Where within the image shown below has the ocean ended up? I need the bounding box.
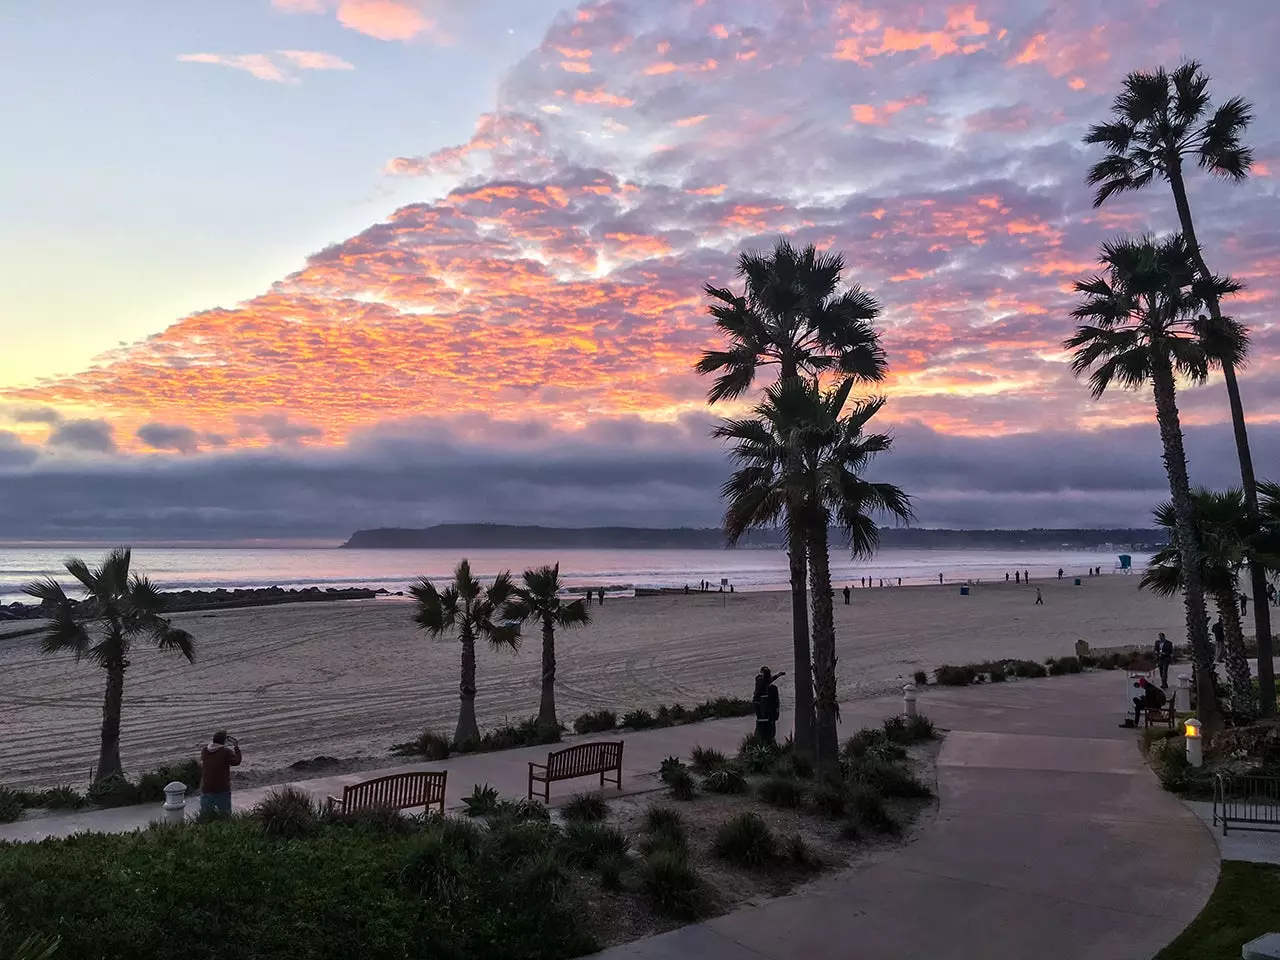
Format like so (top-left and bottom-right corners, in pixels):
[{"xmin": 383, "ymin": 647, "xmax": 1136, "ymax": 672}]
[{"xmin": 0, "ymin": 544, "xmax": 1147, "ymax": 605}]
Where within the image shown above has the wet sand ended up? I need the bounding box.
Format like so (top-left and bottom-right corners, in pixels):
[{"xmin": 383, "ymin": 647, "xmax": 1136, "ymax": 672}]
[{"xmin": 0, "ymin": 575, "xmax": 1179, "ymax": 787}]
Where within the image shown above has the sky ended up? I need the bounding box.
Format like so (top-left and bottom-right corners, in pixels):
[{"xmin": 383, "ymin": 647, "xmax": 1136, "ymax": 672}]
[{"xmin": 0, "ymin": 0, "xmax": 1277, "ymax": 539}]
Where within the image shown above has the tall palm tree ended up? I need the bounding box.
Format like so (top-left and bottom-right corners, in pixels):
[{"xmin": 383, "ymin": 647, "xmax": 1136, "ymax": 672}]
[
  {"xmin": 410, "ymin": 559, "xmax": 520, "ymax": 745},
  {"xmin": 1085, "ymin": 61, "xmax": 1274, "ymax": 714},
  {"xmin": 716, "ymin": 377, "xmax": 911, "ymax": 773},
  {"xmin": 1064, "ymin": 234, "xmax": 1233, "ymax": 730},
  {"xmin": 696, "ymin": 238, "xmax": 887, "ymax": 756},
  {"xmin": 22, "ymin": 547, "xmax": 194, "ymax": 784},
  {"xmin": 1142, "ymin": 491, "xmax": 1254, "ymax": 713},
  {"xmin": 507, "ymin": 563, "xmax": 591, "ymax": 734}
]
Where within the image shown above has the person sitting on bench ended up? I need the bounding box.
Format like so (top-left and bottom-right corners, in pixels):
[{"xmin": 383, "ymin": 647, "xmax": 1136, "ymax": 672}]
[{"xmin": 1124, "ymin": 677, "xmax": 1166, "ymax": 728}]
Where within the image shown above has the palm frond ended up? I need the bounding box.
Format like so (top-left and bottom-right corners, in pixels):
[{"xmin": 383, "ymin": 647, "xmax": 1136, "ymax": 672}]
[{"xmin": 153, "ymin": 624, "xmax": 196, "ymax": 662}]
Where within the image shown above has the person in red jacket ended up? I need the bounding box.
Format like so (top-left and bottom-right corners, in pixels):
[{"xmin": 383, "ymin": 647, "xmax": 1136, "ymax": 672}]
[{"xmin": 199, "ymin": 730, "xmax": 242, "ymax": 816}]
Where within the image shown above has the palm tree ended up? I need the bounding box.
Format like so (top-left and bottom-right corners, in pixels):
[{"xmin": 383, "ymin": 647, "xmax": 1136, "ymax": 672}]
[
  {"xmin": 716, "ymin": 377, "xmax": 911, "ymax": 772},
  {"xmin": 1064, "ymin": 234, "xmax": 1232, "ymax": 730},
  {"xmin": 22, "ymin": 547, "xmax": 194, "ymax": 784},
  {"xmin": 1142, "ymin": 491, "xmax": 1254, "ymax": 713},
  {"xmin": 1085, "ymin": 61, "xmax": 1274, "ymax": 714},
  {"xmin": 696, "ymin": 238, "xmax": 887, "ymax": 756},
  {"xmin": 410, "ymin": 559, "xmax": 520, "ymax": 745},
  {"xmin": 507, "ymin": 563, "xmax": 591, "ymax": 733}
]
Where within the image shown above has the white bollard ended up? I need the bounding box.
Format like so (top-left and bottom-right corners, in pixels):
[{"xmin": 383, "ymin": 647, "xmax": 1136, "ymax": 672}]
[
  {"xmin": 162, "ymin": 781, "xmax": 188, "ymax": 824},
  {"xmin": 903, "ymin": 682, "xmax": 918, "ymax": 718},
  {"xmin": 1184, "ymin": 719, "xmax": 1203, "ymax": 768}
]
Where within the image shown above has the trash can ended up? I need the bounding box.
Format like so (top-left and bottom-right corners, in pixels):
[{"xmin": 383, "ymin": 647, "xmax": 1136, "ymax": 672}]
[
  {"xmin": 1074, "ymin": 578, "xmax": 1082, "ymax": 586},
  {"xmin": 959, "ymin": 586, "xmax": 970, "ymax": 596}
]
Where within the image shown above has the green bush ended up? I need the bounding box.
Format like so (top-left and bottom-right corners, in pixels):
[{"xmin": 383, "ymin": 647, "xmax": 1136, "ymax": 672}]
[
  {"xmin": 484, "ymin": 819, "xmax": 560, "ymax": 865},
  {"xmin": 904, "ymin": 714, "xmax": 937, "ymax": 742},
  {"xmin": 912, "ymin": 670, "xmax": 929, "ymax": 685},
  {"xmin": 712, "ymin": 812, "xmax": 777, "ymax": 868},
  {"xmin": 654, "ymin": 704, "xmax": 690, "ymax": 727},
  {"xmin": 559, "ymin": 822, "xmax": 630, "ymax": 868},
  {"xmin": 596, "ymin": 853, "xmax": 626, "ymax": 891},
  {"xmin": 1009, "ymin": 659, "xmax": 1048, "ymax": 678},
  {"xmin": 572, "ymin": 710, "xmax": 617, "ymax": 734},
  {"xmin": 883, "ymin": 714, "xmax": 937, "ymax": 745},
  {"xmin": 620, "ymin": 709, "xmax": 656, "ymax": 730},
  {"xmin": 934, "ymin": 664, "xmax": 975, "ymax": 686},
  {"xmin": 848, "ymin": 785, "xmax": 899, "ymax": 834},
  {"xmin": 35, "ymin": 785, "xmax": 86, "ymax": 810},
  {"xmin": 462, "ymin": 784, "xmax": 501, "ymax": 818},
  {"xmin": 86, "ymin": 775, "xmax": 138, "ymax": 809},
  {"xmin": 773, "ymin": 750, "xmax": 815, "ymax": 780},
  {"xmin": 254, "ymin": 787, "xmax": 318, "ymax": 839},
  {"xmin": 399, "ymin": 818, "xmax": 483, "ymax": 898},
  {"xmin": 562, "ymin": 792, "xmax": 609, "ymax": 823},
  {"xmin": 703, "ymin": 767, "xmax": 747, "ymax": 795},
  {"xmin": 641, "ymin": 806, "xmax": 688, "ymax": 856},
  {"xmin": 664, "ymin": 767, "xmax": 696, "ymax": 801},
  {"xmin": 479, "ymin": 718, "xmax": 560, "ymax": 751},
  {"xmin": 758, "ymin": 776, "xmax": 806, "ymax": 809},
  {"xmin": 323, "ymin": 804, "xmax": 412, "ymax": 835},
  {"xmin": 638, "ymin": 849, "xmax": 707, "ymax": 920},
  {"xmin": 988, "ymin": 663, "xmax": 1007, "ymax": 682},
  {"xmin": 389, "ymin": 728, "xmax": 451, "ymax": 759},
  {"xmin": 689, "ymin": 745, "xmax": 728, "ymax": 774},
  {"xmin": 0, "ymin": 788, "xmax": 23, "ymax": 824},
  {"xmin": 810, "ymin": 776, "xmax": 850, "ymax": 818},
  {"xmin": 691, "ymin": 697, "xmax": 754, "ymax": 720},
  {"xmin": 845, "ymin": 757, "xmax": 931, "ymax": 798},
  {"xmin": 135, "ymin": 759, "xmax": 202, "ymax": 803},
  {"xmin": 491, "ymin": 798, "xmax": 551, "ymax": 824},
  {"xmin": 783, "ymin": 833, "xmax": 823, "ymax": 871},
  {"xmin": 1046, "ymin": 656, "xmax": 1082, "ymax": 676},
  {"xmin": 737, "ymin": 742, "xmax": 779, "ymax": 775},
  {"xmin": 843, "ymin": 728, "xmax": 906, "ymax": 762},
  {"xmin": 1152, "ymin": 740, "xmax": 1215, "ymax": 798}
]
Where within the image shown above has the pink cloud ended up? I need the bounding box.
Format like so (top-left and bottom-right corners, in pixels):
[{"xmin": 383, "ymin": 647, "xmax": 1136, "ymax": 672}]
[
  {"xmin": 271, "ymin": 0, "xmax": 436, "ymax": 42},
  {"xmin": 177, "ymin": 50, "xmax": 354, "ymax": 83}
]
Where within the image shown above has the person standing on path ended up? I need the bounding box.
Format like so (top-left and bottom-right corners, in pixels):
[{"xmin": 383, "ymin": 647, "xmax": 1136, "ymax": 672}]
[
  {"xmin": 1057, "ymin": 568, "xmax": 1064, "ymax": 580},
  {"xmin": 1024, "ymin": 569, "xmax": 1029, "ymax": 583},
  {"xmin": 1015, "ymin": 570, "xmax": 1021, "ymax": 584},
  {"xmin": 753, "ymin": 667, "xmax": 781, "ymax": 743},
  {"xmin": 1239, "ymin": 591, "xmax": 1248, "ymax": 616},
  {"xmin": 1035, "ymin": 588, "xmax": 1044, "ymax": 605},
  {"xmin": 1154, "ymin": 632, "xmax": 1174, "ymax": 688},
  {"xmin": 843, "ymin": 585, "xmax": 851, "ymax": 605},
  {"xmin": 1212, "ymin": 617, "xmax": 1225, "ymax": 662},
  {"xmin": 199, "ymin": 730, "xmax": 241, "ymax": 816},
  {"xmin": 598, "ymin": 587, "xmax": 605, "ymax": 605}
]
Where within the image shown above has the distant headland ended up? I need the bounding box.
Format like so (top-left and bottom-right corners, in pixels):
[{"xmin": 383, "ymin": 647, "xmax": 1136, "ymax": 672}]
[{"xmin": 342, "ymin": 524, "xmax": 1166, "ymax": 551}]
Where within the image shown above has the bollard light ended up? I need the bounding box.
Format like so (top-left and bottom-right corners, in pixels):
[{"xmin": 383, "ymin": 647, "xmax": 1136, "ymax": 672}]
[
  {"xmin": 903, "ymin": 682, "xmax": 918, "ymax": 718},
  {"xmin": 1184, "ymin": 718, "xmax": 1203, "ymax": 768},
  {"xmin": 162, "ymin": 781, "xmax": 188, "ymax": 825}
]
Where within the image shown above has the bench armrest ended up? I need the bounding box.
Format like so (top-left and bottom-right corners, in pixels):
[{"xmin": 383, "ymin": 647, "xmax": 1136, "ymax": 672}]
[{"xmin": 528, "ymin": 762, "xmax": 547, "ymax": 772}]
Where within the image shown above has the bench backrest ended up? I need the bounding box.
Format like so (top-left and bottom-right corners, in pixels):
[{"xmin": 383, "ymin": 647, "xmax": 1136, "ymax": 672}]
[
  {"xmin": 547, "ymin": 742, "xmax": 623, "ymax": 778},
  {"xmin": 342, "ymin": 771, "xmax": 446, "ymax": 810}
]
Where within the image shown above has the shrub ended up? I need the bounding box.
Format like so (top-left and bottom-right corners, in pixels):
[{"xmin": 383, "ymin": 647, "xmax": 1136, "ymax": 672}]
[
  {"xmin": 692, "ymin": 696, "xmax": 755, "ymax": 720},
  {"xmin": 848, "ymin": 785, "xmax": 899, "ymax": 834},
  {"xmin": 883, "ymin": 714, "xmax": 936, "ymax": 745},
  {"xmin": 846, "ymin": 757, "xmax": 931, "ymax": 798},
  {"xmin": 654, "ymin": 703, "xmax": 691, "ymax": 727},
  {"xmin": 400, "ymin": 819, "xmax": 484, "ymax": 898},
  {"xmin": 36, "ymin": 785, "xmax": 86, "ymax": 810},
  {"xmin": 254, "ymin": 787, "xmax": 317, "ymax": 839},
  {"xmin": 484, "ymin": 820, "xmax": 560, "ymax": 865},
  {"xmin": 988, "ymin": 663, "xmax": 1007, "ymax": 682},
  {"xmin": 1009, "ymin": 659, "xmax": 1048, "ymax": 678},
  {"xmin": 390, "ymin": 728, "xmax": 451, "ymax": 760},
  {"xmin": 703, "ymin": 767, "xmax": 747, "ymax": 795},
  {"xmin": 773, "ymin": 750, "xmax": 815, "ymax": 780},
  {"xmin": 491, "ymin": 798, "xmax": 550, "ymax": 824},
  {"xmin": 1140, "ymin": 727, "xmax": 1181, "ymax": 756},
  {"xmin": 573, "ymin": 709, "xmax": 618, "ymax": 734},
  {"xmin": 1046, "ymin": 656, "xmax": 1082, "ymax": 676},
  {"xmin": 1152, "ymin": 740, "xmax": 1215, "ymax": 798},
  {"xmin": 934, "ymin": 664, "xmax": 975, "ymax": 686},
  {"xmin": 659, "ymin": 756, "xmax": 687, "ymax": 781},
  {"xmin": 713, "ymin": 812, "xmax": 777, "ymax": 868},
  {"xmin": 641, "ymin": 806, "xmax": 688, "ymax": 856},
  {"xmin": 461, "ymin": 784, "xmax": 501, "ymax": 818},
  {"xmin": 509, "ymin": 851, "xmax": 574, "ymax": 905},
  {"xmin": 912, "ymin": 669, "xmax": 929, "ymax": 685},
  {"xmin": 783, "ymin": 833, "xmax": 823, "ymax": 872},
  {"xmin": 324, "ymin": 804, "xmax": 411, "ymax": 834},
  {"xmin": 597, "ymin": 853, "xmax": 626, "ymax": 891},
  {"xmin": 665, "ymin": 767, "xmax": 696, "ymax": 801},
  {"xmin": 86, "ymin": 775, "xmax": 138, "ymax": 809},
  {"xmin": 842, "ymin": 729, "xmax": 905, "ymax": 763},
  {"xmin": 0, "ymin": 788, "xmax": 23, "ymax": 824},
  {"xmin": 481, "ymin": 717, "xmax": 560, "ymax": 751},
  {"xmin": 562, "ymin": 791, "xmax": 609, "ymax": 823},
  {"xmin": 904, "ymin": 714, "xmax": 937, "ymax": 742},
  {"xmin": 810, "ymin": 776, "xmax": 850, "ymax": 818},
  {"xmin": 689, "ymin": 745, "xmax": 728, "ymax": 774},
  {"xmin": 737, "ymin": 742, "xmax": 779, "ymax": 775},
  {"xmin": 758, "ymin": 776, "xmax": 806, "ymax": 809},
  {"xmin": 135, "ymin": 759, "xmax": 201, "ymax": 803},
  {"xmin": 638, "ymin": 849, "xmax": 707, "ymax": 920},
  {"xmin": 621, "ymin": 708, "xmax": 656, "ymax": 730},
  {"xmin": 559, "ymin": 822, "xmax": 631, "ymax": 868}
]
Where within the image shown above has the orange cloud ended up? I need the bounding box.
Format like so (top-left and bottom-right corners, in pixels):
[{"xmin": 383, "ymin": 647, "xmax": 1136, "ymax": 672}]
[
  {"xmin": 676, "ymin": 114, "xmax": 709, "ymax": 127},
  {"xmin": 850, "ymin": 94, "xmax": 926, "ymax": 125},
  {"xmin": 273, "ymin": 0, "xmax": 435, "ymax": 42},
  {"xmin": 686, "ymin": 184, "xmax": 727, "ymax": 196},
  {"xmin": 835, "ymin": 3, "xmax": 991, "ymax": 62},
  {"xmin": 574, "ymin": 87, "xmax": 634, "ymax": 107},
  {"xmin": 561, "ymin": 61, "xmax": 592, "ymax": 73},
  {"xmin": 177, "ymin": 50, "xmax": 354, "ymax": 83}
]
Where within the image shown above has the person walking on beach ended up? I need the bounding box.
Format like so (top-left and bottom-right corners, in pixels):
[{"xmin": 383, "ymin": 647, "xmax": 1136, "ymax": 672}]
[
  {"xmin": 1212, "ymin": 617, "xmax": 1225, "ymax": 662},
  {"xmin": 938, "ymin": 573, "xmax": 943, "ymax": 585},
  {"xmin": 1057, "ymin": 568, "xmax": 1063, "ymax": 580},
  {"xmin": 753, "ymin": 667, "xmax": 781, "ymax": 743},
  {"xmin": 199, "ymin": 730, "xmax": 241, "ymax": 816},
  {"xmin": 1024, "ymin": 570, "xmax": 1029, "ymax": 583},
  {"xmin": 1005, "ymin": 572, "xmax": 1010, "ymax": 582},
  {"xmin": 1154, "ymin": 632, "xmax": 1174, "ymax": 688},
  {"xmin": 598, "ymin": 587, "xmax": 605, "ymax": 605},
  {"xmin": 843, "ymin": 585, "xmax": 851, "ymax": 605},
  {"xmin": 1034, "ymin": 588, "xmax": 1043, "ymax": 605},
  {"xmin": 1015, "ymin": 570, "xmax": 1020, "ymax": 584}
]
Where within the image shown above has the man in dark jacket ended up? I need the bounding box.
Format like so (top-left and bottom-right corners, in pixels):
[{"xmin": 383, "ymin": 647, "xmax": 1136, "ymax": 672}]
[
  {"xmin": 200, "ymin": 730, "xmax": 242, "ymax": 815},
  {"xmin": 753, "ymin": 667, "xmax": 781, "ymax": 743},
  {"xmin": 1154, "ymin": 632, "xmax": 1174, "ymax": 688},
  {"xmin": 1126, "ymin": 678, "xmax": 1166, "ymax": 728}
]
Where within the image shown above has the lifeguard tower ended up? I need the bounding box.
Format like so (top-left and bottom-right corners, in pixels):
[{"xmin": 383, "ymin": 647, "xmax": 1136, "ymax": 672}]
[{"xmin": 1115, "ymin": 554, "xmax": 1133, "ymax": 574}]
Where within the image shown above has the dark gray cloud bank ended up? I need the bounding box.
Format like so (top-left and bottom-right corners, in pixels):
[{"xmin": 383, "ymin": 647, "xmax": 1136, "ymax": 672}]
[{"xmin": 0, "ymin": 412, "xmax": 1275, "ymax": 540}]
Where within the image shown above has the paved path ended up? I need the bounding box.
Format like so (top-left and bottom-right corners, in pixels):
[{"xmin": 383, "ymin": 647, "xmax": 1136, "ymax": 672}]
[
  {"xmin": 1, "ymin": 673, "xmax": 1220, "ymax": 960},
  {"xmin": 597, "ymin": 673, "xmax": 1219, "ymax": 960}
]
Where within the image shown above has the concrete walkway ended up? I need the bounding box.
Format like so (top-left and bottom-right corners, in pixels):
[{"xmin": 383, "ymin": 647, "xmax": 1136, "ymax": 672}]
[
  {"xmin": 598, "ymin": 673, "xmax": 1219, "ymax": 960},
  {"xmin": 0, "ymin": 673, "xmax": 1219, "ymax": 960}
]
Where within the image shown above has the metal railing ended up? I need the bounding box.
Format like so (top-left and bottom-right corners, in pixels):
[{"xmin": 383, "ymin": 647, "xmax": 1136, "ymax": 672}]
[{"xmin": 1213, "ymin": 774, "xmax": 1280, "ymax": 835}]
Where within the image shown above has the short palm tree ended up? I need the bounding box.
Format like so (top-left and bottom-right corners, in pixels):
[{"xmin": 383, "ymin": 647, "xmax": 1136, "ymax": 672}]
[
  {"xmin": 22, "ymin": 547, "xmax": 195, "ymax": 784},
  {"xmin": 507, "ymin": 563, "xmax": 591, "ymax": 734},
  {"xmin": 1086, "ymin": 61, "xmax": 1274, "ymax": 714},
  {"xmin": 1064, "ymin": 235, "xmax": 1231, "ymax": 729},
  {"xmin": 410, "ymin": 559, "xmax": 520, "ymax": 745},
  {"xmin": 697, "ymin": 238, "xmax": 887, "ymax": 757},
  {"xmin": 716, "ymin": 377, "xmax": 911, "ymax": 773},
  {"xmin": 1142, "ymin": 491, "xmax": 1254, "ymax": 713}
]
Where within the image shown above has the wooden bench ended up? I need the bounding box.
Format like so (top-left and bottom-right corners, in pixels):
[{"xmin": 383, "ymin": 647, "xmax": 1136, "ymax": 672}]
[
  {"xmin": 528, "ymin": 741, "xmax": 623, "ymax": 802},
  {"xmin": 1144, "ymin": 689, "xmax": 1177, "ymax": 731},
  {"xmin": 326, "ymin": 771, "xmax": 447, "ymax": 815}
]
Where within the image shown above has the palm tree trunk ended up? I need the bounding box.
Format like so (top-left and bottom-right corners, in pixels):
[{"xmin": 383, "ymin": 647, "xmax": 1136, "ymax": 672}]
[
  {"xmin": 537, "ymin": 617, "xmax": 557, "ymax": 732},
  {"xmin": 1216, "ymin": 589, "xmax": 1255, "ymax": 715},
  {"xmin": 96, "ymin": 662, "xmax": 126, "ymax": 783},
  {"xmin": 1168, "ymin": 162, "xmax": 1275, "ymax": 716},
  {"xmin": 786, "ymin": 515, "xmax": 815, "ymax": 757},
  {"xmin": 1151, "ymin": 360, "xmax": 1221, "ymax": 732},
  {"xmin": 455, "ymin": 626, "xmax": 480, "ymax": 745},
  {"xmin": 805, "ymin": 516, "xmax": 840, "ymax": 775}
]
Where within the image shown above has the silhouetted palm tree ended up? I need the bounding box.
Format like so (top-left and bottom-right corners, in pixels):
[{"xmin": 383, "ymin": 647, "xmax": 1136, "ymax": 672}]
[
  {"xmin": 697, "ymin": 238, "xmax": 887, "ymax": 757},
  {"xmin": 1086, "ymin": 61, "xmax": 1274, "ymax": 713},
  {"xmin": 508, "ymin": 563, "xmax": 591, "ymax": 733},
  {"xmin": 717, "ymin": 377, "xmax": 910, "ymax": 772},
  {"xmin": 1142, "ymin": 491, "xmax": 1254, "ymax": 713},
  {"xmin": 23, "ymin": 548, "xmax": 194, "ymax": 784},
  {"xmin": 410, "ymin": 560, "xmax": 520, "ymax": 745},
  {"xmin": 1065, "ymin": 235, "xmax": 1233, "ymax": 729}
]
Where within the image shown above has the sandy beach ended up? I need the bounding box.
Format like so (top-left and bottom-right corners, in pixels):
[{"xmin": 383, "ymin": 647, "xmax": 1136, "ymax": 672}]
[{"xmin": 0, "ymin": 575, "xmax": 1181, "ymax": 787}]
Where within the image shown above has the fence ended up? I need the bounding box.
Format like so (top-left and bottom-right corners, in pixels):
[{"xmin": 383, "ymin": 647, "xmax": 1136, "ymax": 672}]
[{"xmin": 1213, "ymin": 774, "xmax": 1280, "ymax": 835}]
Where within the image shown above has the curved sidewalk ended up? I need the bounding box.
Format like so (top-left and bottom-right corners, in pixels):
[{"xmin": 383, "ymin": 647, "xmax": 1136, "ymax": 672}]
[{"xmin": 597, "ymin": 673, "xmax": 1219, "ymax": 960}]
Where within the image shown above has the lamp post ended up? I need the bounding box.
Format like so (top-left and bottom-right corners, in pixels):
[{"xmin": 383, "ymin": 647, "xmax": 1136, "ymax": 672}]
[
  {"xmin": 903, "ymin": 682, "xmax": 918, "ymax": 718},
  {"xmin": 1183, "ymin": 719, "xmax": 1203, "ymax": 768},
  {"xmin": 162, "ymin": 781, "xmax": 188, "ymax": 825}
]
